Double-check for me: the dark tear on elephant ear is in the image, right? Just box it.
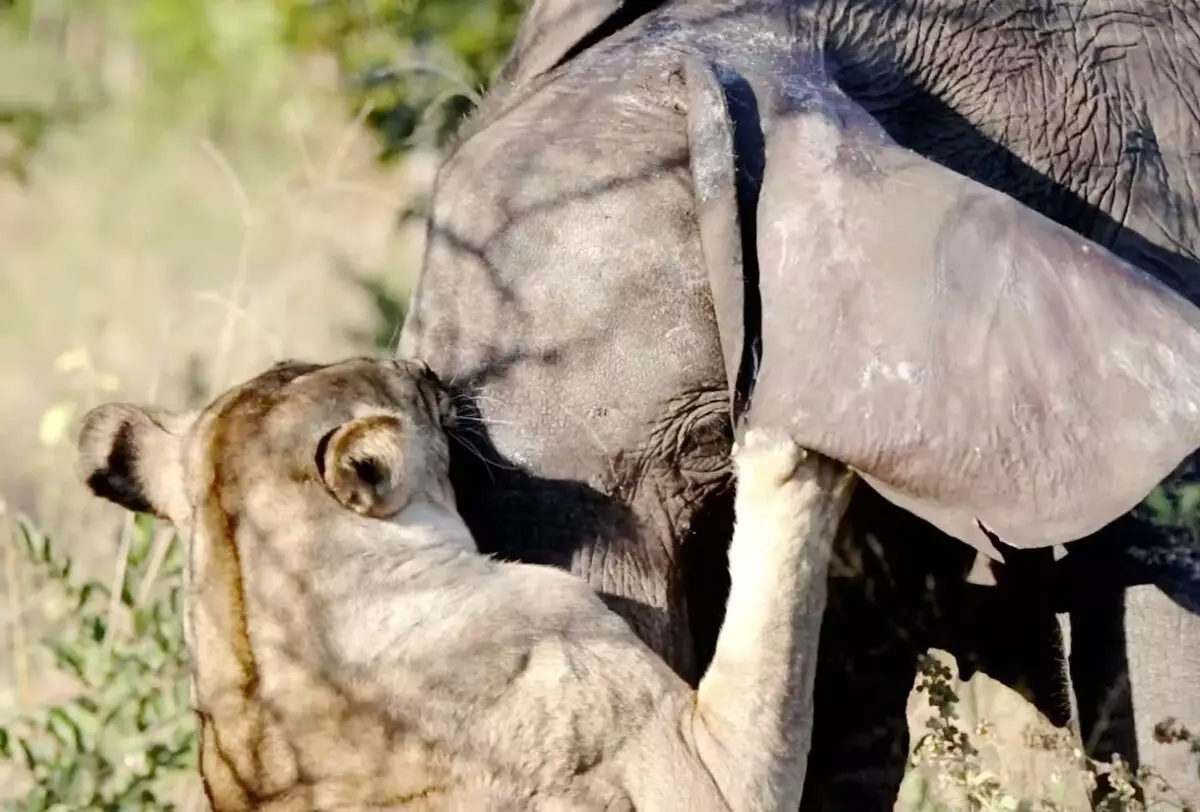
[680,59,1200,559]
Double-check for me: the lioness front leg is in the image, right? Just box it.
[693,428,856,811]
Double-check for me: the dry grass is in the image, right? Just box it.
[0,9,436,785]
[0,95,430,545]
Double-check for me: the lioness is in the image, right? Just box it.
[76,357,855,811]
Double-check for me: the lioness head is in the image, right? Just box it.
[75,357,464,809]
[77,357,458,532]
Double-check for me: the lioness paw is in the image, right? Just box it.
[733,428,805,489]
[734,429,855,511]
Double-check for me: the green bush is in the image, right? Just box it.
[898,651,1198,812]
[278,0,525,157]
[0,514,194,811]
[0,0,528,180]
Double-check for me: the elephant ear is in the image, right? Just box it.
[684,60,764,420]
[684,59,1200,559]
[496,0,665,85]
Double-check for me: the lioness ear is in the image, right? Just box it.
[77,403,192,520]
[318,416,412,518]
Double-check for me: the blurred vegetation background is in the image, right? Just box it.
[0,0,524,806]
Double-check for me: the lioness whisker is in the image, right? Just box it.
[449,431,517,477]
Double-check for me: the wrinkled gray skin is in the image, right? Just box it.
[399,0,1200,806]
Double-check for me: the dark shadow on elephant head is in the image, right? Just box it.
[445,389,730,667]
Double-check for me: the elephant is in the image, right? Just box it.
[398,0,1200,807]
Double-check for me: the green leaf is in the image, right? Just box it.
[15,517,42,561]
[45,708,84,752]
[24,786,49,810]
[1142,486,1174,523]
[35,528,52,565]
[1177,483,1200,520]
[16,736,37,771]
[77,696,100,715]
[75,581,104,611]
[133,607,153,638]
[46,756,82,803]
[49,642,86,681]
[129,514,157,568]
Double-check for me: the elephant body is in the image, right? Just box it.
[400,0,1200,806]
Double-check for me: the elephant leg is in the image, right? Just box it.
[1065,588,1200,803]
[1054,610,1083,742]
[1057,510,1200,805]
[980,544,1077,731]
[1123,584,1200,802]
[800,489,1071,812]
[1058,577,1138,776]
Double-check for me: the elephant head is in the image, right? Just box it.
[401,0,1200,803]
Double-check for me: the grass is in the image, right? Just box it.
[0,2,429,805]
[0,512,197,809]
[0,1,428,552]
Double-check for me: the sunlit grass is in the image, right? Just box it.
[0,6,426,805]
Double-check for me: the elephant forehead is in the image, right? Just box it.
[405,73,727,476]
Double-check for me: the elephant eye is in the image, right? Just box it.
[679,411,731,461]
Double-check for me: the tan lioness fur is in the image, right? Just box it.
[76,357,855,811]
